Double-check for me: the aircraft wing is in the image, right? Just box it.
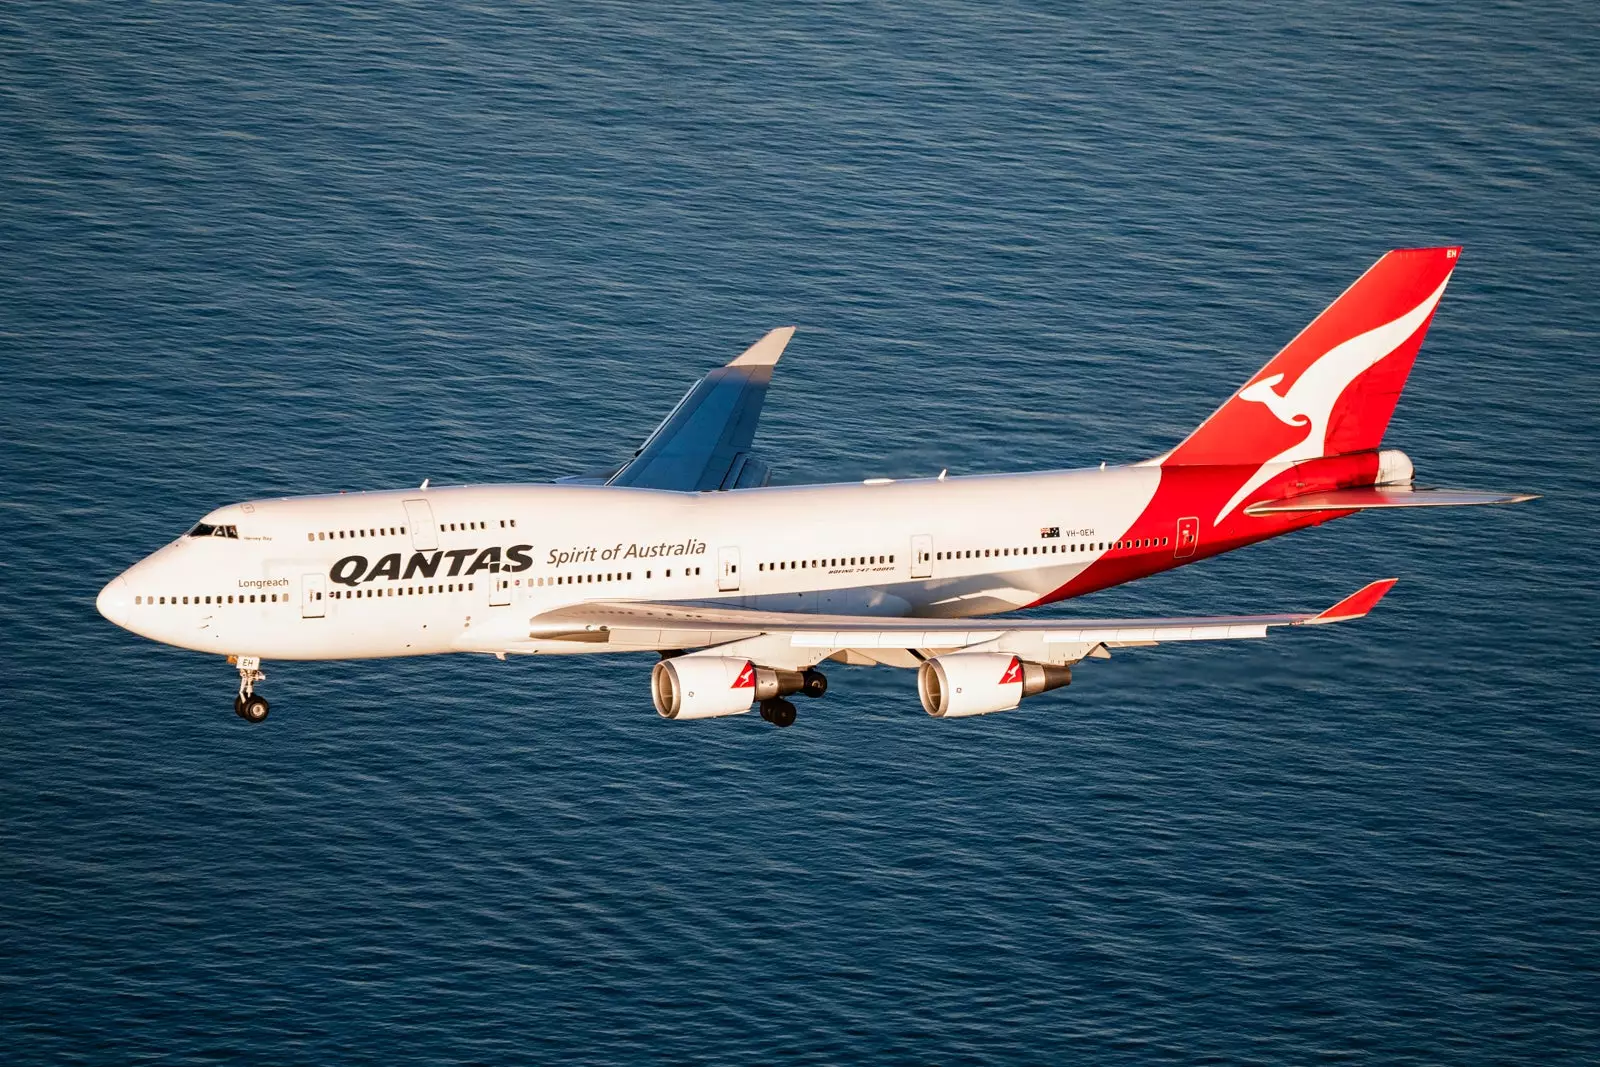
[576,328,794,493]
[499,580,1399,666]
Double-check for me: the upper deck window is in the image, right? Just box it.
[187,523,238,539]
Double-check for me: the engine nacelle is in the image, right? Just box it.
[652,658,828,720]
[652,657,756,720]
[917,653,1072,718]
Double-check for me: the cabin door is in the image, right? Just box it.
[488,576,512,607]
[718,546,741,592]
[910,534,933,579]
[1174,516,1199,559]
[402,498,438,551]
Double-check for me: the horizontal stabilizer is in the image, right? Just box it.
[1245,486,1539,515]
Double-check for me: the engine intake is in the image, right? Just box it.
[917,653,1071,718]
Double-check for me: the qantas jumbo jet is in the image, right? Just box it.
[98,247,1533,726]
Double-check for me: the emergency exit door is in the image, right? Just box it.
[718,546,741,592]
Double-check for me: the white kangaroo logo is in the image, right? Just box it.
[1214,276,1450,525]
[1237,373,1308,427]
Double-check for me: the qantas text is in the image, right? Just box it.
[330,545,534,587]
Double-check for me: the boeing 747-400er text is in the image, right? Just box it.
[98,247,1535,726]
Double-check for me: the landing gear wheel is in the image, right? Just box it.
[761,697,797,728]
[239,694,270,724]
[231,656,268,722]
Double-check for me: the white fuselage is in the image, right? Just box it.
[97,464,1173,662]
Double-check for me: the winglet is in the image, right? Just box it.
[727,326,795,368]
[1306,579,1399,624]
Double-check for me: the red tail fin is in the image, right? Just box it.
[1164,247,1460,468]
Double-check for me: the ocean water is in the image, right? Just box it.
[3,2,1597,1062]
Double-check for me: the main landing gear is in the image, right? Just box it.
[759,698,797,728]
[231,655,269,724]
[757,668,828,728]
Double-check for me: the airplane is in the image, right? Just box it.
[96,246,1536,727]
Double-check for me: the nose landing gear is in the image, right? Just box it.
[230,655,269,723]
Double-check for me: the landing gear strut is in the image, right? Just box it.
[231,655,269,723]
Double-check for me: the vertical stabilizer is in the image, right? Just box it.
[1157,246,1461,523]
[1164,247,1460,468]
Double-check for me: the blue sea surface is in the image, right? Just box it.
[3,2,1597,1063]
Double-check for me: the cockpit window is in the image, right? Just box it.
[187,522,239,539]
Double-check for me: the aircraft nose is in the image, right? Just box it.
[97,576,131,628]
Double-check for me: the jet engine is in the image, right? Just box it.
[652,657,829,720]
[917,653,1071,718]
[652,657,755,720]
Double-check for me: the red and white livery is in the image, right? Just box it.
[97,248,1535,726]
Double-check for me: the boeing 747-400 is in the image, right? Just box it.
[97,247,1535,726]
